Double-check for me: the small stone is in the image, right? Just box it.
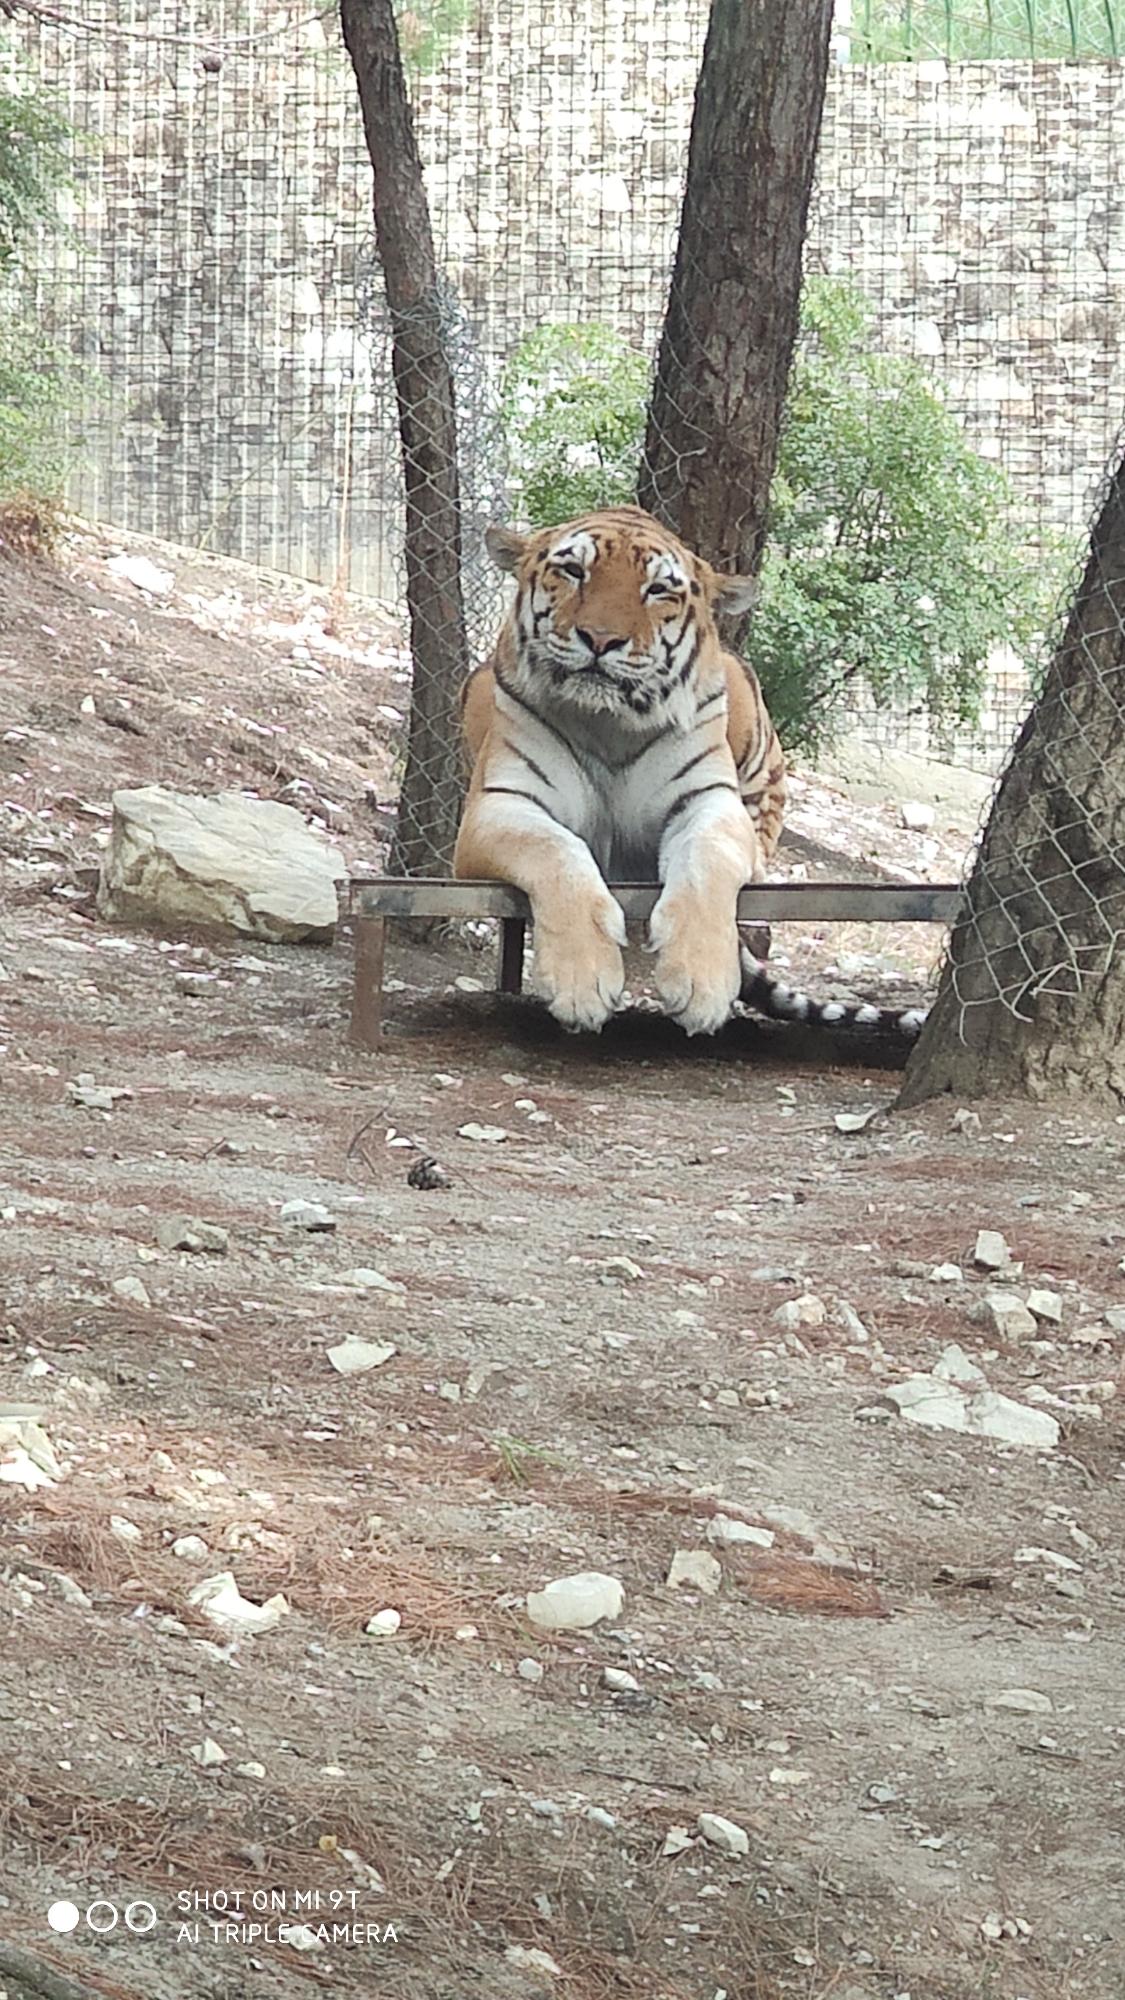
[1027,1289,1063,1325]
[929,1263,963,1283]
[586,1806,617,1830]
[280,1199,336,1232]
[661,1825,696,1858]
[339,1267,402,1293]
[107,552,175,595]
[900,800,936,831]
[156,1215,230,1255]
[236,1761,267,1779]
[1014,1546,1082,1573]
[772,1294,826,1330]
[326,1338,396,1375]
[983,1291,1037,1339]
[365,1608,402,1636]
[602,1666,640,1693]
[921,1490,951,1511]
[769,1767,811,1786]
[517,1658,544,1683]
[973,1229,1011,1271]
[109,1515,142,1544]
[1104,1306,1125,1334]
[706,1515,774,1549]
[171,1535,210,1561]
[505,1946,562,1978]
[599,1256,644,1282]
[952,1108,982,1135]
[864,1783,901,1806]
[666,1549,722,1594]
[407,1156,450,1190]
[54,1572,93,1609]
[526,1571,624,1631]
[189,1737,227,1768]
[834,1109,878,1133]
[697,1812,750,1857]
[458,1123,508,1143]
[986,1688,1054,1714]
[112,1275,151,1308]
[187,1571,289,1634]
[283,1924,325,1953]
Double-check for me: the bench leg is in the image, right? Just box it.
[349,915,387,1050]
[498,918,526,995]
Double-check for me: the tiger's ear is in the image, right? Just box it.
[485,524,528,575]
[711,570,758,618]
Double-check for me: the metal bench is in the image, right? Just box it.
[344,876,961,1049]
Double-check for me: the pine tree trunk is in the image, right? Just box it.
[899,440,1125,1107]
[341,0,469,876]
[637,0,834,620]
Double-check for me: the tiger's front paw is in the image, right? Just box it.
[531,897,627,1034]
[649,898,741,1038]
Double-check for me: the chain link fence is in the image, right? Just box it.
[9,0,1125,873]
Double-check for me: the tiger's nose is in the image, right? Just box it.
[575,626,625,658]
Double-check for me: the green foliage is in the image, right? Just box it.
[502,286,1064,756]
[502,321,650,528]
[0,40,79,510]
[852,0,1121,61]
[395,0,472,76]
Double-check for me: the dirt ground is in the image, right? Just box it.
[1,522,1123,2000]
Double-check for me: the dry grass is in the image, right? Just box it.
[0,491,65,558]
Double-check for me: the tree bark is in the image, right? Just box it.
[899,438,1125,1107]
[341,0,469,876]
[637,0,834,628]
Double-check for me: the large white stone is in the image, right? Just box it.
[98,787,346,943]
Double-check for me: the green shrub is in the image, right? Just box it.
[502,286,1067,756]
[0,41,79,517]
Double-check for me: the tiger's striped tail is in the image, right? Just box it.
[738,949,929,1041]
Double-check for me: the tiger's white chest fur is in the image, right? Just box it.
[491,671,731,879]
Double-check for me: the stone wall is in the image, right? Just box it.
[18,1,1125,765]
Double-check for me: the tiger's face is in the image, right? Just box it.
[487,506,755,730]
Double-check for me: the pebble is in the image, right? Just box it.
[769,1767,811,1786]
[1105,1306,1125,1334]
[112,1275,151,1308]
[661,1825,696,1858]
[983,1290,1037,1339]
[602,1666,640,1693]
[526,1571,624,1631]
[109,1515,142,1544]
[973,1229,1011,1271]
[986,1688,1054,1714]
[280,1199,336,1232]
[900,800,936,831]
[697,1812,750,1857]
[705,1515,774,1549]
[834,1109,878,1133]
[187,1571,289,1634]
[929,1262,963,1284]
[171,1535,210,1561]
[666,1549,722,1595]
[189,1738,227,1768]
[1027,1289,1063,1325]
[326,1338,397,1376]
[339,1267,402,1293]
[771,1294,826,1330]
[235,1761,267,1780]
[1014,1545,1082,1573]
[505,1946,562,1978]
[54,1572,93,1609]
[156,1215,230,1255]
[458,1123,508,1143]
[586,1806,617,1831]
[517,1658,545,1683]
[365,1608,402,1636]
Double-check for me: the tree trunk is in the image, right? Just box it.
[899,438,1125,1107]
[341,0,469,876]
[637,0,833,629]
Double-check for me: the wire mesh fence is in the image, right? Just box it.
[936,425,1125,1039]
[7,0,1125,877]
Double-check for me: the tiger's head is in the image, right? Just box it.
[486,506,756,731]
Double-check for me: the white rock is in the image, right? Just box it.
[834,1108,878,1133]
[280,1199,336,1232]
[973,1229,1011,1271]
[933,1343,988,1386]
[0,1413,61,1490]
[282,1924,325,1953]
[929,1262,963,1283]
[236,1761,267,1779]
[517,1657,544,1683]
[189,1737,227,1768]
[326,1337,397,1375]
[771,1294,826,1330]
[968,1391,1060,1448]
[1104,1306,1125,1334]
[457,1123,508,1143]
[697,1812,750,1857]
[171,1535,210,1561]
[339,1267,401,1293]
[505,1946,562,1977]
[660,1825,695,1858]
[983,1291,1037,1339]
[365,1608,402,1636]
[666,1549,722,1594]
[187,1570,290,1634]
[98,786,346,943]
[602,1666,640,1693]
[1014,1545,1082,1572]
[900,800,936,831]
[106,552,174,596]
[986,1688,1054,1714]
[705,1515,775,1549]
[1027,1289,1063,1325]
[769,1767,811,1786]
[109,1515,142,1545]
[112,1275,151,1307]
[526,1571,624,1631]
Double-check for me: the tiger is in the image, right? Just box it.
[454,505,928,1043]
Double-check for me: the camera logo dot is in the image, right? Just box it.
[47,1899,158,1937]
[47,1902,81,1935]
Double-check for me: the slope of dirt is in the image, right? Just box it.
[2,524,1123,2000]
